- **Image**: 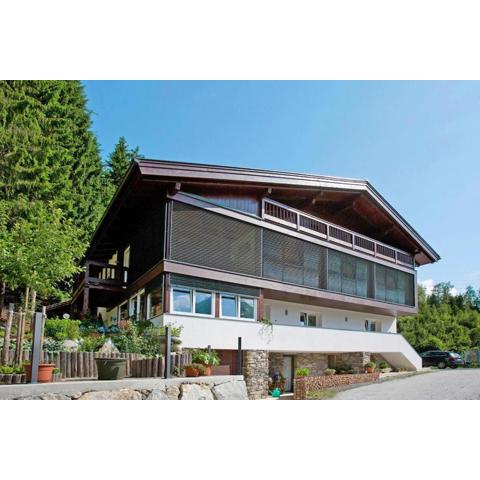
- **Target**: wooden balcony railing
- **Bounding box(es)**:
[84,260,129,289]
[262,198,415,268]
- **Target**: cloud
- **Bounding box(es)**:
[419,279,459,296]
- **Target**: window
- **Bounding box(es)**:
[172,288,192,313]
[129,296,137,318]
[195,290,213,315]
[220,294,256,320]
[171,287,214,316]
[147,285,163,319]
[365,320,378,332]
[240,297,255,319]
[119,302,129,323]
[221,295,237,317]
[328,251,371,298]
[138,291,145,320]
[123,246,130,283]
[300,312,318,327]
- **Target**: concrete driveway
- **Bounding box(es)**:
[336,369,480,400]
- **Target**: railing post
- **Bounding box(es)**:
[164,326,171,378]
[30,311,45,384]
[237,337,243,375]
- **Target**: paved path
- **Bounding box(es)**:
[336,369,480,400]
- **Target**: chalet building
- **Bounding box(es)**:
[49,159,439,396]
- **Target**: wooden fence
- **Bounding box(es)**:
[1,350,191,380]
[131,351,192,377]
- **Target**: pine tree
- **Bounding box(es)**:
[106,136,140,188]
[0,80,108,303]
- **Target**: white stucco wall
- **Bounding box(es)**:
[264,299,397,333]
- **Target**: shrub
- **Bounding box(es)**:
[79,334,105,352]
[45,318,81,341]
[336,362,355,374]
[191,349,220,366]
[365,361,376,369]
[295,367,310,377]
[53,368,61,374]
[42,338,64,353]
[324,368,336,376]
[379,361,390,369]
[0,365,15,374]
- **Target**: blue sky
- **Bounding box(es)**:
[83,81,480,292]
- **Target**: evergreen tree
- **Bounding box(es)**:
[106,136,140,188]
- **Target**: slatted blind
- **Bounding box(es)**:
[170,274,260,297]
[170,201,262,277]
[262,229,327,289]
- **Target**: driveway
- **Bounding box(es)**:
[336,369,480,400]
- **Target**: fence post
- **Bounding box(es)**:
[237,337,243,375]
[164,326,171,378]
[1,303,14,365]
[30,311,45,384]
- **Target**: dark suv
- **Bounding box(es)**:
[420,351,465,369]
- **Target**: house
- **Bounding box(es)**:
[48,159,439,397]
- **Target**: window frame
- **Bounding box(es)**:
[170,287,214,317]
[219,293,257,321]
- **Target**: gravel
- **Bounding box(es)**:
[335,369,480,400]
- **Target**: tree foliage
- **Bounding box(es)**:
[398,282,480,353]
[106,136,140,189]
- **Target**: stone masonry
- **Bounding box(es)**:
[243,350,269,399]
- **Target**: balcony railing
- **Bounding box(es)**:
[262,198,415,268]
[84,260,128,289]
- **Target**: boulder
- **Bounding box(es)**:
[146,389,169,400]
[166,385,180,400]
[78,389,142,400]
[212,381,248,400]
[39,393,71,400]
[98,339,120,354]
[180,383,214,400]
[62,339,79,352]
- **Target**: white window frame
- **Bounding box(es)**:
[300,311,321,328]
[220,293,257,321]
[171,287,214,317]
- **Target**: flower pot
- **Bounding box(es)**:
[185,365,199,377]
[95,358,127,380]
[12,374,23,384]
[24,363,56,383]
[2,374,13,384]
[202,365,212,376]
[365,367,375,374]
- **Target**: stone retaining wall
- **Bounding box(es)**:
[0,376,248,400]
[294,372,380,399]
[243,350,269,399]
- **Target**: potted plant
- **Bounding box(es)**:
[185,363,207,377]
[191,349,220,376]
[324,368,336,376]
[23,362,56,383]
[379,361,392,373]
[0,365,15,384]
[95,357,127,380]
[295,367,310,377]
[52,367,62,382]
[157,325,183,353]
[365,361,376,373]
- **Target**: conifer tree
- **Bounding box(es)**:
[106,136,140,188]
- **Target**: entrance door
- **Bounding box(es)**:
[282,355,294,393]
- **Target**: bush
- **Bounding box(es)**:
[45,318,81,341]
[379,361,390,369]
[79,334,105,352]
[295,367,310,377]
[42,338,63,353]
[336,363,355,374]
[324,368,336,376]
[365,361,376,369]
[191,349,220,366]
[0,365,15,374]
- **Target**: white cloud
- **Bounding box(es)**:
[419,279,459,296]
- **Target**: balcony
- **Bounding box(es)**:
[262,198,415,268]
[75,260,128,292]
[160,313,422,371]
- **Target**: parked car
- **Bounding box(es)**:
[420,351,465,369]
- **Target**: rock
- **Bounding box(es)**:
[166,385,180,400]
[62,339,79,352]
[98,338,119,354]
[146,389,168,400]
[78,389,142,400]
[39,393,71,400]
[180,383,214,400]
[212,381,248,400]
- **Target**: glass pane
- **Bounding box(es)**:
[173,289,192,313]
[240,297,255,319]
[148,287,163,319]
[138,293,145,320]
[300,312,307,326]
[221,295,237,317]
[307,315,316,327]
[195,291,212,315]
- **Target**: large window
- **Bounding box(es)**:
[375,264,414,306]
[147,285,163,320]
[171,288,213,316]
[220,294,256,320]
[328,251,371,298]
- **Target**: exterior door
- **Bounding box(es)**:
[282,355,294,393]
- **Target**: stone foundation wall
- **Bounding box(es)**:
[294,353,329,376]
[243,350,269,399]
[268,353,284,377]
[294,372,380,399]
[338,352,371,373]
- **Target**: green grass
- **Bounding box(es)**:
[306,389,337,400]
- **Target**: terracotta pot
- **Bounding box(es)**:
[185,365,199,377]
[365,367,375,374]
[24,363,56,383]
[203,365,212,376]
